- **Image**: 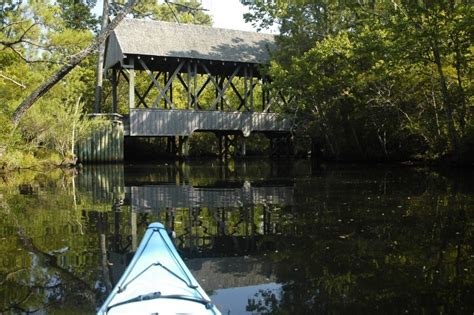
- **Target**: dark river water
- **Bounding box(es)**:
[0,160,473,314]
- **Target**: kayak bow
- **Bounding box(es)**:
[98,222,221,315]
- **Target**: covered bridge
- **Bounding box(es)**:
[77,19,293,162]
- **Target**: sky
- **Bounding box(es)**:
[200,0,258,32]
[93,0,276,33]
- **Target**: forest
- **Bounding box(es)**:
[0,0,472,170]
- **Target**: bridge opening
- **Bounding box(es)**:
[123,132,294,161]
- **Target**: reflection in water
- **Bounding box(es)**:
[0,161,473,313]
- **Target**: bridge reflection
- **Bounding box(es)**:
[129,182,293,211]
[76,161,299,291]
[76,161,300,248]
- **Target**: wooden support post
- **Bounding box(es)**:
[215,75,219,110]
[164,72,168,109]
[250,67,254,111]
[113,202,121,252]
[187,61,191,109]
[219,76,224,110]
[244,66,248,110]
[131,211,137,251]
[98,213,112,291]
[194,62,198,109]
[166,137,171,154]
[111,68,118,113]
[128,59,135,109]
[169,73,173,105]
[241,136,247,156]
[250,203,255,236]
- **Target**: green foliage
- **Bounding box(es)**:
[245,0,473,162]
[20,98,106,160]
[57,0,98,31]
[0,2,99,169]
[130,0,212,25]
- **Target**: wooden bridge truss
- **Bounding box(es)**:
[98,19,295,159]
[107,56,294,158]
[109,56,292,114]
[109,56,289,113]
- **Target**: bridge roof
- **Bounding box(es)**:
[105,19,275,70]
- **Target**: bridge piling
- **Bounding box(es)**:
[76,115,124,163]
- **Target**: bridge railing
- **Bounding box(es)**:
[128,109,291,137]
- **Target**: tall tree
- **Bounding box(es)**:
[93,0,109,113]
[11,0,141,125]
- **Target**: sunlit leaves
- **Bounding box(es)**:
[245,0,473,161]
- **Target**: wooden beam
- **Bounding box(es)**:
[219,76,225,110]
[163,72,168,109]
[200,64,231,110]
[154,60,184,109]
[194,62,198,108]
[197,77,211,98]
[138,58,174,108]
[128,58,135,109]
[250,67,254,111]
[139,71,161,107]
[242,81,257,111]
[230,80,245,110]
[187,60,191,109]
[120,69,148,108]
[244,66,248,111]
[177,73,201,109]
[206,64,241,110]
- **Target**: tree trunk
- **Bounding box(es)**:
[432,38,460,159]
[12,0,139,125]
[93,0,109,113]
[454,41,467,133]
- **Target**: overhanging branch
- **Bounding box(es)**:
[11,0,141,125]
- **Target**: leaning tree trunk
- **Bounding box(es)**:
[93,0,109,113]
[11,0,139,125]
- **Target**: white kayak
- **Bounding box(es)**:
[97,222,221,315]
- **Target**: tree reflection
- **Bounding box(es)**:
[0,162,473,313]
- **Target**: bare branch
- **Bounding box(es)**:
[0,22,37,49]
[0,72,26,88]
[9,46,64,65]
[0,20,30,31]
[165,1,181,24]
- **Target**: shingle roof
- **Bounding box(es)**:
[105,19,275,69]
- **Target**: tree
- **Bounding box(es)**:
[93,0,109,113]
[57,0,99,31]
[11,0,141,125]
[244,0,473,162]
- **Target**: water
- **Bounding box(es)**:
[0,160,473,314]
